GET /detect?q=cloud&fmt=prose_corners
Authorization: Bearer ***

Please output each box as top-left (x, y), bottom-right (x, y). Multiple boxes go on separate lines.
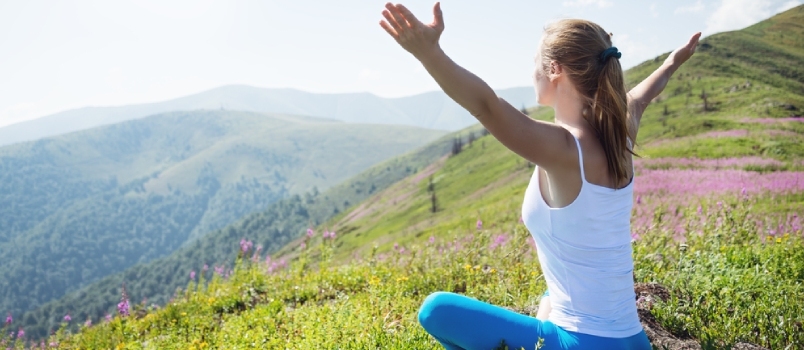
top-left (562, 0), bottom-right (613, 8)
top-left (704, 0), bottom-right (773, 35)
top-left (650, 3), bottom-right (659, 18)
top-left (674, 0), bottom-right (705, 14)
top-left (777, 0), bottom-right (803, 12)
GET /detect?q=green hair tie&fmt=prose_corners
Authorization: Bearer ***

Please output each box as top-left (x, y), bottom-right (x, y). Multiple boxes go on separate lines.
top-left (599, 47), bottom-right (622, 63)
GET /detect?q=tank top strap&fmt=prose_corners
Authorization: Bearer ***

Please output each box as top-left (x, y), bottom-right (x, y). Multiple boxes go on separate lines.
top-left (570, 133), bottom-right (587, 183)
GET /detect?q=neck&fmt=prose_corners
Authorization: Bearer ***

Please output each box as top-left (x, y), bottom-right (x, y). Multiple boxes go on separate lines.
top-left (552, 83), bottom-right (591, 134)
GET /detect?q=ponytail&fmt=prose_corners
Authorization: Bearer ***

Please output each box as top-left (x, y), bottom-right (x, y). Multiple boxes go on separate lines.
top-left (541, 20), bottom-right (637, 185)
top-left (590, 48), bottom-right (634, 184)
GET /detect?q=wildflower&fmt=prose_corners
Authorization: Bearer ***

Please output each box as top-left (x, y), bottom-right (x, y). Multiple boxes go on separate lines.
top-left (776, 237), bottom-right (782, 243)
top-left (300, 242), bottom-right (306, 249)
top-left (476, 219), bottom-right (483, 230)
top-left (190, 271), bottom-right (196, 280)
top-left (394, 243), bottom-right (399, 251)
top-left (50, 342), bottom-right (59, 347)
top-left (490, 234), bottom-right (508, 249)
top-left (519, 215), bottom-right (524, 224)
top-left (306, 228), bottom-right (314, 238)
top-left (636, 195), bottom-right (641, 204)
top-left (239, 239), bottom-right (253, 253)
top-left (428, 236), bottom-right (435, 244)
top-left (741, 187), bottom-right (747, 196)
top-left (697, 205), bottom-right (702, 215)
top-left (118, 284), bottom-right (130, 317)
top-left (16, 329), bottom-right (24, 339)
top-left (464, 264), bottom-right (472, 270)
top-left (4, 313), bottom-right (10, 325)
top-left (328, 231), bottom-right (337, 240)
top-left (84, 318), bottom-right (92, 327)
top-left (64, 314), bottom-right (71, 322)
top-left (202, 264), bottom-right (209, 273)
top-left (214, 265), bottom-right (225, 276)
top-left (105, 314), bottom-right (112, 322)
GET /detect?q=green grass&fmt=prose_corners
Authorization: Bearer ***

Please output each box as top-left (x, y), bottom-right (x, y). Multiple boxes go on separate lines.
top-left (16, 193), bottom-right (802, 349)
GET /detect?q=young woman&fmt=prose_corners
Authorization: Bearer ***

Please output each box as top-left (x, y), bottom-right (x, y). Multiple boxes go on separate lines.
top-left (380, 2), bottom-right (700, 350)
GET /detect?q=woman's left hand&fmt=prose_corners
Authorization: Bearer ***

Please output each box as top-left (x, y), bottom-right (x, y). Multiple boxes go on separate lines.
top-left (379, 2), bottom-right (444, 59)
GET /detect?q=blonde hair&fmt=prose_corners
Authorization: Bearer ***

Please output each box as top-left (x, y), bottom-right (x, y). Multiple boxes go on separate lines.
top-left (540, 19), bottom-right (635, 184)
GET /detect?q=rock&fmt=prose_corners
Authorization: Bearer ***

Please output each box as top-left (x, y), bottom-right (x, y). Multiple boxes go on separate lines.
top-left (731, 342), bottom-right (769, 350)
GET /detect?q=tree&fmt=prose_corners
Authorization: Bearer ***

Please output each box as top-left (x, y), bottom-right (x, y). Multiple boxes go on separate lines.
top-left (428, 176), bottom-right (438, 213)
top-left (451, 137), bottom-right (463, 156)
top-left (700, 88), bottom-right (710, 112)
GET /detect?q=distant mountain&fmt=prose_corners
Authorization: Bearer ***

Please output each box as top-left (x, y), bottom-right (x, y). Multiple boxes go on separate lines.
top-left (0, 110), bottom-right (445, 319)
top-left (0, 85), bottom-right (536, 146)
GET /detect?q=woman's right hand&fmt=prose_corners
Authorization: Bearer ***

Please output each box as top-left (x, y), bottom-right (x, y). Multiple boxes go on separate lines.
top-left (666, 32), bottom-right (701, 67)
top-left (379, 2), bottom-right (445, 60)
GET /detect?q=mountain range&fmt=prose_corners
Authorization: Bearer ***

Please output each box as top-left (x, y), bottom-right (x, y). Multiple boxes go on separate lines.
top-left (0, 85), bottom-right (536, 147)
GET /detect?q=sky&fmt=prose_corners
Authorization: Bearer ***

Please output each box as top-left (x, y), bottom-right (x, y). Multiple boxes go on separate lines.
top-left (0, 0), bottom-right (801, 128)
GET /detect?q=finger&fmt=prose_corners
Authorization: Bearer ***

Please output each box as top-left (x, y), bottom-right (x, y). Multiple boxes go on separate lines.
top-left (379, 20), bottom-right (399, 39)
top-left (687, 32), bottom-right (701, 50)
top-left (432, 2), bottom-right (444, 31)
top-left (382, 9), bottom-right (404, 32)
top-left (394, 3), bottom-right (420, 26)
top-left (385, 3), bottom-right (410, 28)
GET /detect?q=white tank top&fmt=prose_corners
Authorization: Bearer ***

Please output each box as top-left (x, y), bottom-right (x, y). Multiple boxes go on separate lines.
top-left (521, 133), bottom-right (642, 338)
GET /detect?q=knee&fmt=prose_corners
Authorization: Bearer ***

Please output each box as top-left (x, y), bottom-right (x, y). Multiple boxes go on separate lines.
top-left (418, 291), bottom-right (455, 331)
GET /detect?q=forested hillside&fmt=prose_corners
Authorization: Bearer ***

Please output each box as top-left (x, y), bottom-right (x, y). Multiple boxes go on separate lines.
top-left (0, 110), bottom-right (445, 323)
top-left (13, 125), bottom-right (481, 339)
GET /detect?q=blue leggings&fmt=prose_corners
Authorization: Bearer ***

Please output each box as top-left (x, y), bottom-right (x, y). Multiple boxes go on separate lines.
top-left (417, 292), bottom-right (651, 350)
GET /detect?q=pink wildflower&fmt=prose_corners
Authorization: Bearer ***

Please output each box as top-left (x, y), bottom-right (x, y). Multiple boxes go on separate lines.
top-left (4, 313), bottom-right (10, 325)
top-left (190, 271), bottom-right (196, 280)
top-left (63, 314), bottom-right (71, 322)
top-left (476, 219), bottom-right (483, 230)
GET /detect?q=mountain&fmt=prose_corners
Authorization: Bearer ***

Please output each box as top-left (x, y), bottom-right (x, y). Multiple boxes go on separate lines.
top-left (0, 85), bottom-right (536, 146)
top-left (17, 4), bottom-right (804, 341)
top-left (14, 124), bottom-right (483, 339)
top-left (0, 110), bottom-right (445, 321)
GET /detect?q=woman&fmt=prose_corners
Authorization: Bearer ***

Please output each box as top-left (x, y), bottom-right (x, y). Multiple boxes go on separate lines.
top-left (380, 2), bottom-right (700, 350)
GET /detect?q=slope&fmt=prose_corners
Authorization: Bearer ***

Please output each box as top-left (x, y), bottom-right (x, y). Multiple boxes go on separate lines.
top-left (0, 110), bottom-right (445, 321)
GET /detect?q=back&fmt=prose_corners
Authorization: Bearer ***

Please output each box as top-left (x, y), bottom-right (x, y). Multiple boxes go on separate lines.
top-left (521, 134), bottom-right (642, 338)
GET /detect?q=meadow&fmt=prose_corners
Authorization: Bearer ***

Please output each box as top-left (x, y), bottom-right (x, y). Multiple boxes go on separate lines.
top-left (2, 145), bottom-right (801, 349)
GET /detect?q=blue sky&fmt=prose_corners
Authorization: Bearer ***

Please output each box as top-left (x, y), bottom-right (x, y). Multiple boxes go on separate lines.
top-left (0, 0), bottom-right (800, 128)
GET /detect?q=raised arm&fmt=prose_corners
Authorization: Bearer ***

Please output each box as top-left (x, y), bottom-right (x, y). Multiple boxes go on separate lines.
top-left (379, 2), bottom-right (572, 170)
top-left (627, 32), bottom-right (701, 135)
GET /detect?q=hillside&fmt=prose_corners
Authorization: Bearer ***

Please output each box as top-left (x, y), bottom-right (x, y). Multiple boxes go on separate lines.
top-left (0, 110), bottom-right (445, 322)
top-left (0, 85), bottom-right (535, 146)
top-left (13, 125), bottom-right (483, 339)
top-left (9, 5), bottom-right (804, 348)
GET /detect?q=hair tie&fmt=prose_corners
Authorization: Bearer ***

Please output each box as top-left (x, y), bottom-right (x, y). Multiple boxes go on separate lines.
top-left (599, 47), bottom-right (622, 63)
